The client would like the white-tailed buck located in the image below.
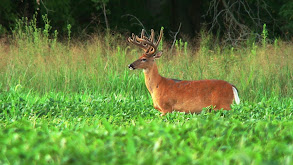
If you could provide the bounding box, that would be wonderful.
[128,29,240,116]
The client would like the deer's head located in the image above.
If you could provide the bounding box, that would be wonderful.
[128,29,163,70]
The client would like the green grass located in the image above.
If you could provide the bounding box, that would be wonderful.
[1,90,293,164]
[0,18,293,164]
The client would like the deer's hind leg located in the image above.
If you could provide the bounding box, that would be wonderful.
[154,101,173,116]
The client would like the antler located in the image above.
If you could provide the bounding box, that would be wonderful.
[128,29,163,56]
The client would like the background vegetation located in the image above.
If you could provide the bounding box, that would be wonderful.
[0,1,293,164]
[0,0,293,40]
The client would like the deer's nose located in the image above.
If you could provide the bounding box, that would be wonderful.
[128,64,135,70]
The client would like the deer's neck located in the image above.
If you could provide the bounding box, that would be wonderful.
[143,63,163,94]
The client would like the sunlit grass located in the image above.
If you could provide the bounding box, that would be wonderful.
[1,30,292,101]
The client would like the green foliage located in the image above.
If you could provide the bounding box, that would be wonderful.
[279,2,293,37]
[0,25,7,36]
[67,24,72,45]
[12,14,55,45]
[199,29,214,56]
[1,90,293,164]
[0,0,18,36]
[262,24,268,47]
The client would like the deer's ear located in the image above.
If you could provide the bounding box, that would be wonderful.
[153,51,163,59]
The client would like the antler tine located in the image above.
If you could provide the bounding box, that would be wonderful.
[128,29,163,55]
[146,29,162,55]
[141,29,152,48]
[155,28,163,47]
[150,29,155,42]
[141,29,154,43]
[136,37,156,54]
[141,29,145,38]
[128,33,148,51]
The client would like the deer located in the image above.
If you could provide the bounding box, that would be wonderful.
[127,29,240,116]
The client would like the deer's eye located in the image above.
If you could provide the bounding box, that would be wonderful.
[141,59,147,62]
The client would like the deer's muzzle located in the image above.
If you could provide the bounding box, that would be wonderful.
[128,64,135,70]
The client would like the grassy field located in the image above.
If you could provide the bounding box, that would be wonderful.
[0,20,293,164]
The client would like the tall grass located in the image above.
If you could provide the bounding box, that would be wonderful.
[0,17,292,102]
